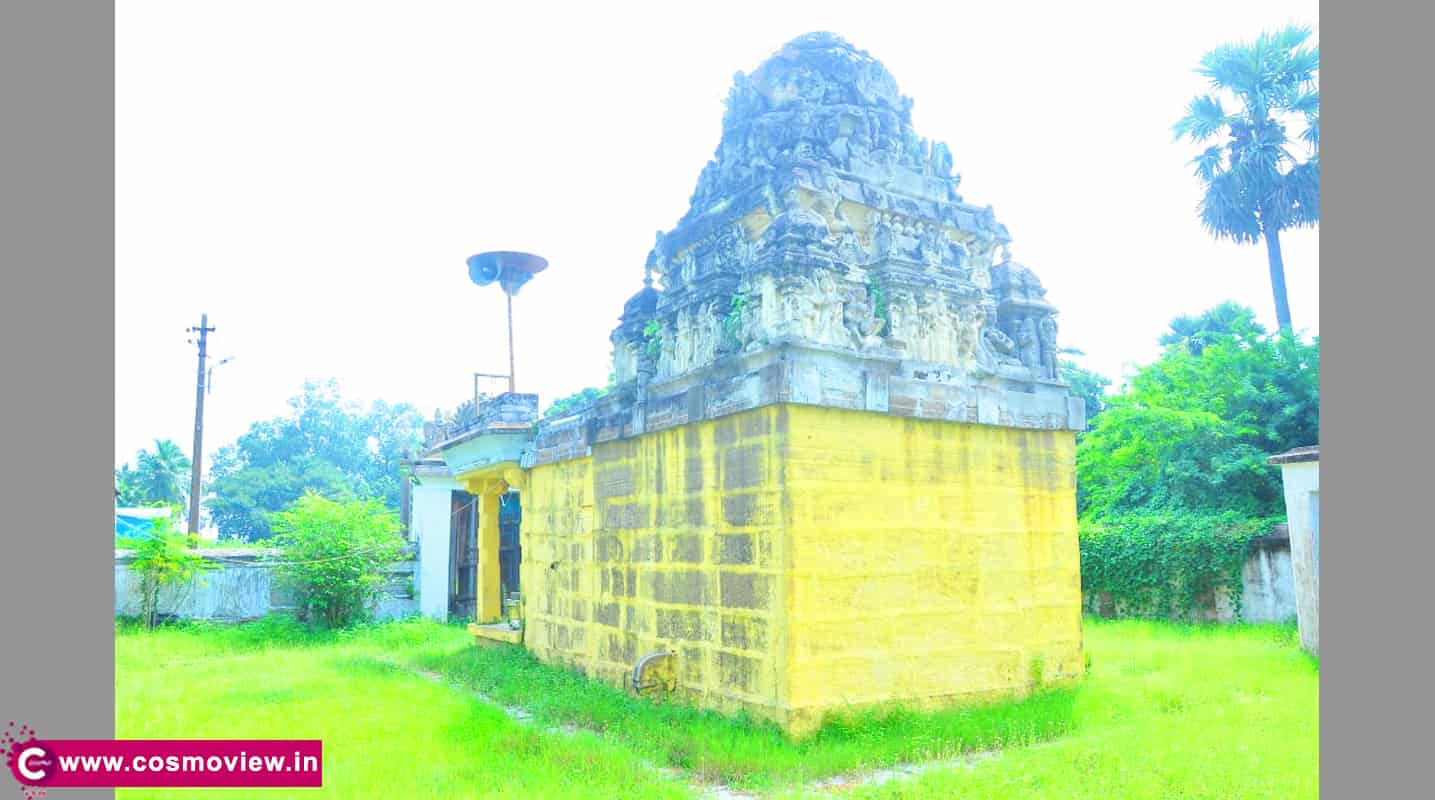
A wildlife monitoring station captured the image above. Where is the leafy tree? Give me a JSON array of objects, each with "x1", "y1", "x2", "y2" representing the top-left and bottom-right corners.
[
  {"x1": 361, "y1": 398, "x2": 426, "y2": 504},
  {"x1": 1077, "y1": 303, "x2": 1318, "y2": 519},
  {"x1": 208, "y1": 457, "x2": 354, "y2": 541},
  {"x1": 271, "y1": 492, "x2": 408, "y2": 628},
  {"x1": 1131, "y1": 321, "x2": 1318, "y2": 457},
  {"x1": 1159, "y1": 301, "x2": 1265, "y2": 355},
  {"x1": 1059, "y1": 358, "x2": 1113, "y2": 425},
  {"x1": 206, "y1": 379, "x2": 423, "y2": 540},
  {"x1": 1174, "y1": 25, "x2": 1319, "y2": 332},
  {"x1": 1078, "y1": 404, "x2": 1277, "y2": 517}
]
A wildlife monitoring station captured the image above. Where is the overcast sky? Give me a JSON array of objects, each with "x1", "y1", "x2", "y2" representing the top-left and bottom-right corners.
[{"x1": 116, "y1": 0, "x2": 1319, "y2": 469}]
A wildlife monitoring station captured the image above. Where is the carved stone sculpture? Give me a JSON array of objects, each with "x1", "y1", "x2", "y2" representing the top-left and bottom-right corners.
[
  {"x1": 954, "y1": 304, "x2": 983, "y2": 368},
  {"x1": 811, "y1": 269, "x2": 845, "y2": 345},
  {"x1": 1039, "y1": 315, "x2": 1060, "y2": 380},
  {"x1": 779, "y1": 276, "x2": 816, "y2": 340},
  {"x1": 738, "y1": 293, "x2": 767, "y2": 352},
  {"x1": 885, "y1": 293, "x2": 914, "y2": 352},
  {"x1": 842, "y1": 286, "x2": 886, "y2": 349},
  {"x1": 930, "y1": 141, "x2": 953, "y2": 177},
  {"x1": 1017, "y1": 317, "x2": 1041, "y2": 369},
  {"x1": 969, "y1": 254, "x2": 992, "y2": 291},
  {"x1": 872, "y1": 213, "x2": 896, "y2": 259},
  {"x1": 919, "y1": 223, "x2": 947, "y2": 267},
  {"x1": 983, "y1": 327, "x2": 1021, "y2": 366},
  {"x1": 927, "y1": 296, "x2": 958, "y2": 363}
]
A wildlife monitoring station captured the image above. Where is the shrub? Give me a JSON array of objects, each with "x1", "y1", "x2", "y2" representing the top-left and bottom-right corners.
[
  {"x1": 270, "y1": 492, "x2": 409, "y2": 628},
  {"x1": 542, "y1": 386, "x2": 607, "y2": 419},
  {"x1": 643, "y1": 319, "x2": 663, "y2": 359},
  {"x1": 129, "y1": 517, "x2": 214, "y2": 629},
  {"x1": 723, "y1": 292, "x2": 749, "y2": 351}
]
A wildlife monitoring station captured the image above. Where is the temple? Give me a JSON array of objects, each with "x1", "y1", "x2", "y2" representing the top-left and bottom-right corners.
[{"x1": 424, "y1": 32, "x2": 1084, "y2": 735}]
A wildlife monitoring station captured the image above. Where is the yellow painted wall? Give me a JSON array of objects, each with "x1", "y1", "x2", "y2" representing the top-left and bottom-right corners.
[
  {"x1": 781, "y1": 405, "x2": 1083, "y2": 734},
  {"x1": 520, "y1": 403, "x2": 1082, "y2": 735},
  {"x1": 521, "y1": 405, "x2": 791, "y2": 723}
]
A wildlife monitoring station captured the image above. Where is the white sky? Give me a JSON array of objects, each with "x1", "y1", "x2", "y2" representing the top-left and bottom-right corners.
[{"x1": 115, "y1": 0, "x2": 1319, "y2": 470}]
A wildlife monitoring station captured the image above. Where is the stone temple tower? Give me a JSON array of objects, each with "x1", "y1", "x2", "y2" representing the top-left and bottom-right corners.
[
  {"x1": 608, "y1": 31, "x2": 1069, "y2": 402},
  {"x1": 440, "y1": 32, "x2": 1086, "y2": 737}
]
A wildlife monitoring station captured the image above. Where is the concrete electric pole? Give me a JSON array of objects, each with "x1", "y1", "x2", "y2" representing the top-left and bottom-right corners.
[{"x1": 186, "y1": 314, "x2": 215, "y2": 535}]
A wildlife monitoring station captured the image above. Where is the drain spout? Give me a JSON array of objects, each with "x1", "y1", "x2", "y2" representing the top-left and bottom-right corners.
[{"x1": 631, "y1": 650, "x2": 676, "y2": 693}]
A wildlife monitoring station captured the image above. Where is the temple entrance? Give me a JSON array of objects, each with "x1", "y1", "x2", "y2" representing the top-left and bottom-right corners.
[
  {"x1": 498, "y1": 491, "x2": 522, "y2": 607},
  {"x1": 448, "y1": 490, "x2": 478, "y2": 620},
  {"x1": 449, "y1": 484, "x2": 523, "y2": 623}
]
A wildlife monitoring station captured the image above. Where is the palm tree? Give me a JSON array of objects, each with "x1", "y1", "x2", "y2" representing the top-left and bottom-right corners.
[
  {"x1": 1174, "y1": 25, "x2": 1319, "y2": 333},
  {"x1": 135, "y1": 438, "x2": 191, "y2": 509},
  {"x1": 114, "y1": 463, "x2": 145, "y2": 506}
]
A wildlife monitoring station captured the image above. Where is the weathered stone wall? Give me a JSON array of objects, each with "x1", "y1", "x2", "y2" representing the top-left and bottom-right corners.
[
  {"x1": 520, "y1": 403, "x2": 1083, "y2": 734},
  {"x1": 1273, "y1": 455, "x2": 1319, "y2": 652},
  {"x1": 115, "y1": 548, "x2": 418, "y2": 623},
  {"x1": 522, "y1": 405, "x2": 791, "y2": 724},
  {"x1": 1229, "y1": 534, "x2": 1298, "y2": 624},
  {"x1": 410, "y1": 466, "x2": 464, "y2": 621}
]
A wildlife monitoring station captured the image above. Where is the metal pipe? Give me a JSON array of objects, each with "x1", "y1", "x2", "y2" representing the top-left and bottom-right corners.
[
  {"x1": 631, "y1": 650, "x2": 677, "y2": 693},
  {"x1": 506, "y1": 291, "x2": 516, "y2": 394},
  {"x1": 472, "y1": 372, "x2": 511, "y2": 409}
]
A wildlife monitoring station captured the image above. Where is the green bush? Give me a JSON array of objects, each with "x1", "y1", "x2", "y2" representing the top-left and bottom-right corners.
[
  {"x1": 270, "y1": 492, "x2": 409, "y2": 628},
  {"x1": 643, "y1": 319, "x2": 663, "y2": 360},
  {"x1": 723, "y1": 292, "x2": 749, "y2": 350},
  {"x1": 129, "y1": 517, "x2": 214, "y2": 629},
  {"x1": 1078, "y1": 510, "x2": 1279, "y2": 620},
  {"x1": 542, "y1": 386, "x2": 608, "y2": 419}
]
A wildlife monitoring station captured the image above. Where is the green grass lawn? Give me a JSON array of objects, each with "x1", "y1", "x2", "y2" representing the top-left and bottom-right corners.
[
  {"x1": 116, "y1": 616, "x2": 1317, "y2": 798},
  {"x1": 838, "y1": 621, "x2": 1319, "y2": 799}
]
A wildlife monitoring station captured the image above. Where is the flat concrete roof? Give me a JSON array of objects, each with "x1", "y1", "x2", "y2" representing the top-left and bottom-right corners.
[{"x1": 1268, "y1": 445, "x2": 1319, "y2": 465}]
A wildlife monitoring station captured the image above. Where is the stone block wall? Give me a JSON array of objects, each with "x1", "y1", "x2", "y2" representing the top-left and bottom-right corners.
[
  {"x1": 519, "y1": 403, "x2": 1084, "y2": 734},
  {"x1": 522, "y1": 405, "x2": 791, "y2": 724},
  {"x1": 781, "y1": 406, "x2": 1083, "y2": 732}
]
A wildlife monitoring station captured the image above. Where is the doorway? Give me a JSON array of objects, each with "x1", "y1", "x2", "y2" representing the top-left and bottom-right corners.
[
  {"x1": 448, "y1": 490, "x2": 477, "y2": 620},
  {"x1": 498, "y1": 491, "x2": 522, "y2": 608}
]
